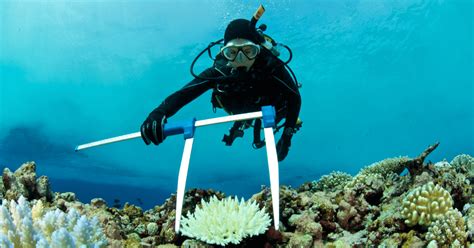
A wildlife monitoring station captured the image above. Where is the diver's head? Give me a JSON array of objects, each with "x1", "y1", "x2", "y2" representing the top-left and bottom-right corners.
[
  {"x1": 221, "y1": 38, "x2": 260, "y2": 71},
  {"x1": 221, "y1": 19, "x2": 261, "y2": 71}
]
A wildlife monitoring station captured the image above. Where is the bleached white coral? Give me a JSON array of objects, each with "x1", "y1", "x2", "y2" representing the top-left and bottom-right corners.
[
  {"x1": 313, "y1": 171, "x2": 352, "y2": 191},
  {"x1": 426, "y1": 209, "x2": 468, "y2": 247},
  {"x1": 0, "y1": 195, "x2": 108, "y2": 247},
  {"x1": 179, "y1": 195, "x2": 271, "y2": 246},
  {"x1": 401, "y1": 182, "x2": 453, "y2": 226}
]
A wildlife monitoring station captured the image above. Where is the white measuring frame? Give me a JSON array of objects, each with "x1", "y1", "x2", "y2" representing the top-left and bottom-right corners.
[{"x1": 75, "y1": 106, "x2": 280, "y2": 233}]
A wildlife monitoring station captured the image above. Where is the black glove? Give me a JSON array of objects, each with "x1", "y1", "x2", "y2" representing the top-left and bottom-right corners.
[
  {"x1": 140, "y1": 110, "x2": 167, "y2": 145},
  {"x1": 276, "y1": 128, "x2": 294, "y2": 161}
]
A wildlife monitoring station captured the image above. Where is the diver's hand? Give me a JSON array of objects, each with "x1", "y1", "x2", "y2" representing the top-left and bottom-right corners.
[
  {"x1": 140, "y1": 110, "x2": 167, "y2": 145},
  {"x1": 276, "y1": 128, "x2": 294, "y2": 161}
]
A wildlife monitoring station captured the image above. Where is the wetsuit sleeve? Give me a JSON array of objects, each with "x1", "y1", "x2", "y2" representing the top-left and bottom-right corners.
[
  {"x1": 271, "y1": 66, "x2": 302, "y2": 129},
  {"x1": 149, "y1": 68, "x2": 217, "y2": 118}
]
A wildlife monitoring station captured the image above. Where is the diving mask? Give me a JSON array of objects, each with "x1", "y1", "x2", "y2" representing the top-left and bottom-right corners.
[{"x1": 220, "y1": 39, "x2": 260, "y2": 61}]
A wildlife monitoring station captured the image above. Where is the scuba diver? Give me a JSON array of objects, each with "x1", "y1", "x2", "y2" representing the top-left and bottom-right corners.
[{"x1": 140, "y1": 6, "x2": 302, "y2": 161}]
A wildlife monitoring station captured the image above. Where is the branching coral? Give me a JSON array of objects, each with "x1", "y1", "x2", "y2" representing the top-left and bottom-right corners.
[
  {"x1": 359, "y1": 156, "x2": 410, "y2": 176},
  {"x1": 425, "y1": 209, "x2": 468, "y2": 247},
  {"x1": 401, "y1": 182, "x2": 453, "y2": 226},
  {"x1": 0, "y1": 196, "x2": 108, "y2": 247},
  {"x1": 345, "y1": 173, "x2": 384, "y2": 190},
  {"x1": 343, "y1": 157, "x2": 410, "y2": 204},
  {"x1": 313, "y1": 171, "x2": 352, "y2": 191},
  {"x1": 433, "y1": 164, "x2": 472, "y2": 209},
  {"x1": 451, "y1": 154, "x2": 474, "y2": 178},
  {"x1": 179, "y1": 195, "x2": 271, "y2": 246}
]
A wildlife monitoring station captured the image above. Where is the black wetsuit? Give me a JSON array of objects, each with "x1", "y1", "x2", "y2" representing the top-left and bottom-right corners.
[{"x1": 151, "y1": 49, "x2": 301, "y2": 134}]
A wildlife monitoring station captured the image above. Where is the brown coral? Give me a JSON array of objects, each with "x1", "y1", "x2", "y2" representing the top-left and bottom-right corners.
[{"x1": 1, "y1": 161, "x2": 53, "y2": 201}]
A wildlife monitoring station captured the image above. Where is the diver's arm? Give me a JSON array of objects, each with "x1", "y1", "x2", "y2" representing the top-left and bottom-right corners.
[
  {"x1": 272, "y1": 66, "x2": 302, "y2": 130},
  {"x1": 140, "y1": 68, "x2": 217, "y2": 145},
  {"x1": 271, "y1": 66, "x2": 301, "y2": 161},
  {"x1": 151, "y1": 68, "x2": 218, "y2": 118}
]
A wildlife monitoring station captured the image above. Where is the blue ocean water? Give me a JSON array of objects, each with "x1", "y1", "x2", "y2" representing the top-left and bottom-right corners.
[{"x1": 0, "y1": 0, "x2": 472, "y2": 210}]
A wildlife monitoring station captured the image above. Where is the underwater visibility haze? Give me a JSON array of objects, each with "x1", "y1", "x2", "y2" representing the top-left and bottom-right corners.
[{"x1": 0, "y1": 0, "x2": 472, "y2": 211}]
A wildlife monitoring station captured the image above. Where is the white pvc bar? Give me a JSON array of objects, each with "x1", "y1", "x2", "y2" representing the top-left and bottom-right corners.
[
  {"x1": 75, "y1": 111, "x2": 263, "y2": 151},
  {"x1": 195, "y1": 111, "x2": 262, "y2": 127},
  {"x1": 174, "y1": 138, "x2": 194, "y2": 233},
  {"x1": 173, "y1": 125, "x2": 280, "y2": 234},
  {"x1": 264, "y1": 127, "x2": 280, "y2": 230},
  {"x1": 74, "y1": 109, "x2": 280, "y2": 233},
  {"x1": 75, "y1": 132, "x2": 141, "y2": 151}
]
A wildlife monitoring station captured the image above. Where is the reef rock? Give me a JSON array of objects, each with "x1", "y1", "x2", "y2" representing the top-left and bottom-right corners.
[
  {"x1": 1, "y1": 148, "x2": 472, "y2": 248},
  {"x1": 1, "y1": 161, "x2": 53, "y2": 201}
]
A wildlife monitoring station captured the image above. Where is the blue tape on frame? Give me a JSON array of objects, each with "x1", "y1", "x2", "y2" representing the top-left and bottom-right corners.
[
  {"x1": 262, "y1": 105, "x2": 276, "y2": 128},
  {"x1": 163, "y1": 118, "x2": 196, "y2": 139},
  {"x1": 183, "y1": 118, "x2": 196, "y2": 139}
]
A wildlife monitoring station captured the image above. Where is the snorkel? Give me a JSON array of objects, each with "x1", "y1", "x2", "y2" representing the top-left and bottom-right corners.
[{"x1": 249, "y1": 5, "x2": 279, "y2": 56}]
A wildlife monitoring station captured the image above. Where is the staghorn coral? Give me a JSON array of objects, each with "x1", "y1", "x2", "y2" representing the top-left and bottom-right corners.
[
  {"x1": 312, "y1": 171, "x2": 352, "y2": 192},
  {"x1": 0, "y1": 195, "x2": 108, "y2": 247},
  {"x1": 401, "y1": 182, "x2": 453, "y2": 226},
  {"x1": 359, "y1": 156, "x2": 410, "y2": 177},
  {"x1": 179, "y1": 195, "x2": 271, "y2": 246},
  {"x1": 425, "y1": 209, "x2": 468, "y2": 247},
  {"x1": 451, "y1": 154, "x2": 474, "y2": 179}
]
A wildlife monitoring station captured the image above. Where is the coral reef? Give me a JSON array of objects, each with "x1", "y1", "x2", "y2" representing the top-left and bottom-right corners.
[
  {"x1": 431, "y1": 162, "x2": 472, "y2": 209},
  {"x1": 465, "y1": 204, "x2": 474, "y2": 243},
  {"x1": 451, "y1": 154, "x2": 474, "y2": 180},
  {"x1": 359, "y1": 156, "x2": 410, "y2": 177},
  {"x1": 180, "y1": 196, "x2": 271, "y2": 246},
  {"x1": 0, "y1": 195, "x2": 107, "y2": 247},
  {"x1": 311, "y1": 171, "x2": 352, "y2": 192},
  {"x1": 1, "y1": 144, "x2": 473, "y2": 247},
  {"x1": 425, "y1": 209, "x2": 468, "y2": 247},
  {"x1": 2, "y1": 161, "x2": 53, "y2": 201},
  {"x1": 401, "y1": 181, "x2": 453, "y2": 226}
]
